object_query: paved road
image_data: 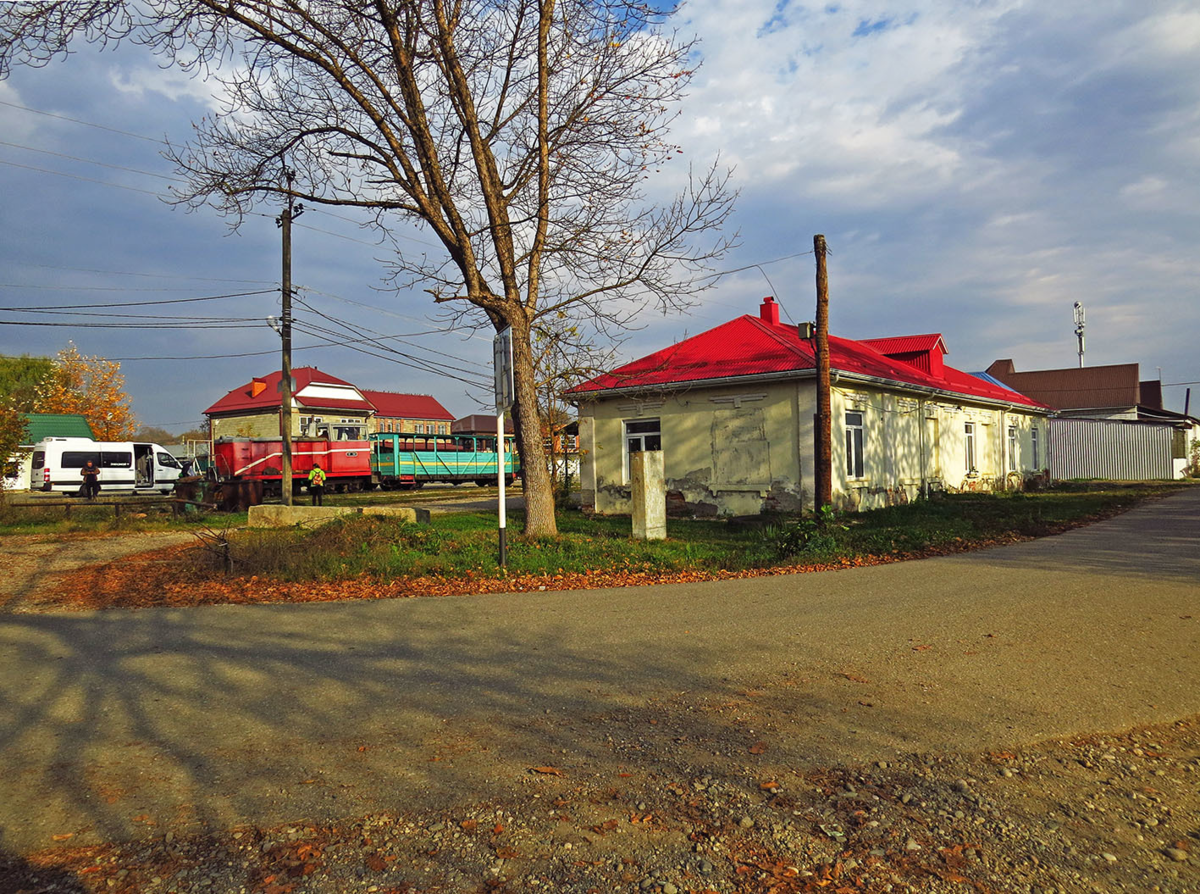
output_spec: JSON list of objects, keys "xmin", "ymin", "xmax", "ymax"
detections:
[{"xmin": 1, "ymin": 488, "xmax": 1197, "ymax": 854}]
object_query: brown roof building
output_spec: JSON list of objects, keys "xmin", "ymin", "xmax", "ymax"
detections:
[{"xmin": 986, "ymin": 359, "xmax": 1191, "ymax": 424}]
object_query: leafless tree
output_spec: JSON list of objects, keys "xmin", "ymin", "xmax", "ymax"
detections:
[{"xmin": 1, "ymin": 0, "xmax": 738, "ymax": 535}]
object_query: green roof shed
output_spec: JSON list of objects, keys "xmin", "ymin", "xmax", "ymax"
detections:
[{"xmin": 20, "ymin": 413, "xmax": 95, "ymax": 445}]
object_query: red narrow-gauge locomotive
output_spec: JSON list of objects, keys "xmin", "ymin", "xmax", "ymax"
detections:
[{"xmin": 209, "ymin": 437, "xmax": 372, "ymax": 495}]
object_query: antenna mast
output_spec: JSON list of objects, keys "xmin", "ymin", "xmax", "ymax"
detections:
[{"xmin": 1073, "ymin": 302, "xmax": 1086, "ymax": 368}]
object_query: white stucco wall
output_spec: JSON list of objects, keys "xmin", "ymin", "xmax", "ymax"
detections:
[{"xmin": 578, "ymin": 378, "xmax": 1049, "ymax": 516}]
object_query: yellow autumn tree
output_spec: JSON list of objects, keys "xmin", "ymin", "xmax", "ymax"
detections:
[{"xmin": 39, "ymin": 343, "xmax": 138, "ymax": 440}]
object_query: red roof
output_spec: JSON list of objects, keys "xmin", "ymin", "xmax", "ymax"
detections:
[
  {"xmin": 859, "ymin": 334, "xmax": 947, "ymax": 356},
  {"xmin": 204, "ymin": 367, "xmax": 373, "ymax": 415},
  {"xmin": 567, "ymin": 302, "xmax": 1047, "ymax": 410},
  {"xmin": 362, "ymin": 390, "xmax": 454, "ymax": 421}
]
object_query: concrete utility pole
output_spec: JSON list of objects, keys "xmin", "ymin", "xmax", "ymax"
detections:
[
  {"xmin": 276, "ymin": 171, "xmax": 303, "ymax": 505},
  {"xmin": 813, "ymin": 234, "xmax": 832, "ymax": 512}
]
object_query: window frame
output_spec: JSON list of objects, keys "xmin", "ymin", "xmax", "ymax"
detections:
[
  {"xmin": 1031, "ymin": 426, "xmax": 1040, "ymax": 470},
  {"xmin": 845, "ymin": 410, "xmax": 865, "ymax": 479},
  {"xmin": 622, "ymin": 418, "xmax": 662, "ymax": 483},
  {"xmin": 1007, "ymin": 425, "xmax": 1018, "ymax": 472},
  {"xmin": 964, "ymin": 422, "xmax": 977, "ymax": 473}
]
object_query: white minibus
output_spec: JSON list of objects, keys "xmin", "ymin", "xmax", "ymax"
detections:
[{"xmin": 30, "ymin": 437, "xmax": 184, "ymax": 495}]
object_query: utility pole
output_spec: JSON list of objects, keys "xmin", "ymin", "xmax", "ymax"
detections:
[
  {"xmin": 813, "ymin": 234, "xmax": 832, "ymax": 512},
  {"xmin": 276, "ymin": 170, "xmax": 303, "ymax": 505}
]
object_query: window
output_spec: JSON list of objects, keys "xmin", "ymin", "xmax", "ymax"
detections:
[
  {"xmin": 102, "ymin": 452, "xmax": 132, "ymax": 468},
  {"xmin": 157, "ymin": 452, "xmax": 181, "ymax": 468},
  {"xmin": 1031, "ymin": 427, "xmax": 1040, "ymax": 470},
  {"xmin": 845, "ymin": 411, "xmax": 865, "ymax": 479},
  {"xmin": 964, "ymin": 422, "xmax": 977, "ymax": 472},
  {"xmin": 62, "ymin": 451, "xmax": 101, "ymax": 469},
  {"xmin": 623, "ymin": 418, "xmax": 661, "ymax": 481},
  {"xmin": 1007, "ymin": 425, "xmax": 1018, "ymax": 472}
]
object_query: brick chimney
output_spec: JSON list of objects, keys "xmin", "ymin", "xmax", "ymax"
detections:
[{"xmin": 759, "ymin": 296, "xmax": 780, "ymax": 325}]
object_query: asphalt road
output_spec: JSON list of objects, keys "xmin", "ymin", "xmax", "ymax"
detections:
[{"xmin": 1, "ymin": 488, "xmax": 1197, "ymax": 855}]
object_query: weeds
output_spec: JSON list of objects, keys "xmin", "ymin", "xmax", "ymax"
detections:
[{"xmin": 181, "ymin": 482, "xmax": 1187, "ymax": 583}]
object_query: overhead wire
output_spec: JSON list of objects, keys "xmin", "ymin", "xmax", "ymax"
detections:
[{"xmin": 293, "ymin": 293, "xmax": 489, "ymax": 370}]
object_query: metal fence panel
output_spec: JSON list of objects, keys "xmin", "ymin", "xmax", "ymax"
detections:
[{"xmin": 1048, "ymin": 418, "xmax": 1174, "ymax": 480}]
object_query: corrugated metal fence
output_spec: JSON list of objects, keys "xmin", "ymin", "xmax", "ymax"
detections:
[{"xmin": 1049, "ymin": 418, "xmax": 1175, "ymax": 480}]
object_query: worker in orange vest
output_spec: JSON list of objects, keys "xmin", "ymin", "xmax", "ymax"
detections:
[{"xmin": 308, "ymin": 462, "xmax": 327, "ymax": 506}]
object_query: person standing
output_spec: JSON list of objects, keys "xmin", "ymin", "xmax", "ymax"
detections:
[
  {"xmin": 308, "ymin": 462, "xmax": 327, "ymax": 506},
  {"xmin": 80, "ymin": 460, "xmax": 100, "ymax": 501}
]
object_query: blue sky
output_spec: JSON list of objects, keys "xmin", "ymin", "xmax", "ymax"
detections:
[{"xmin": 2, "ymin": 0, "xmax": 1198, "ymax": 432}]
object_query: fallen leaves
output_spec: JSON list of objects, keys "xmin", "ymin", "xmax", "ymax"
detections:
[{"xmin": 529, "ymin": 766, "xmax": 565, "ymax": 776}]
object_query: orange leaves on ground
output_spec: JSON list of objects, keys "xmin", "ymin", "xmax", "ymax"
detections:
[
  {"xmin": 748, "ymin": 741, "xmax": 768, "ymax": 755},
  {"xmin": 911, "ymin": 644, "xmax": 933, "ymax": 652},
  {"xmin": 529, "ymin": 766, "xmax": 564, "ymax": 776}
]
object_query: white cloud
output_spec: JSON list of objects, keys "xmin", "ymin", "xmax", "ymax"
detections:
[{"xmin": 109, "ymin": 65, "xmax": 227, "ymax": 112}]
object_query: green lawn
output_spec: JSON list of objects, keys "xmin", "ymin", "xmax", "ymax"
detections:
[{"xmin": 180, "ymin": 481, "xmax": 1189, "ymax": 582}]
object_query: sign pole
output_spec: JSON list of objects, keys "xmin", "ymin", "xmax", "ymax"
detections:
[
  {"xmin": 493, "ymin": 326, "xmax": 514, "ymax": 569},
  {"xmin": 497, "ymin": 409, "xmax": 507, "ymax": 568}
]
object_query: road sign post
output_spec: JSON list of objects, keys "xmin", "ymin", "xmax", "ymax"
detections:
[{"xmin": 494, "ymin": 327, "xmax": 514, "ymax": 569}]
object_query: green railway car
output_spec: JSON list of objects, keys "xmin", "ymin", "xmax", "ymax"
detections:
[{"xmin": 370, "ymin": 433, "xmax": 519, "ymax": 489}]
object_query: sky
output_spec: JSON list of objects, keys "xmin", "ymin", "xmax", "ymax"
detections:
[{"xmin": 2, "ymin": 0, "xmax": 1199, "ymax": 434}]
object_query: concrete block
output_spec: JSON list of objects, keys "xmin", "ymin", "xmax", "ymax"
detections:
[
  {"xmin": 631, "ymin": 450, "xmax": 666, "ymax": 540},
  {"xmin": 248, "ymin": 504, "xmax": 419, "ymax": 527}
]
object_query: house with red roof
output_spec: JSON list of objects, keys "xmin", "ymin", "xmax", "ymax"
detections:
[
  {"xmin": 361, "ymin": 390, "xmax": 455, "ymax": 436},
  {"xmin": 566, "ymin": 297, "xmax": 1050, "ymax": 516},
  {"xmin": 204, "ymin": 367, "xmax": 375, "ymax": 441}
]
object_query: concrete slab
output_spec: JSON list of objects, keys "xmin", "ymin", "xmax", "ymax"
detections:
[{"xmin": 248, "ymin": 504, "xmax": 424, "ymax": 526}]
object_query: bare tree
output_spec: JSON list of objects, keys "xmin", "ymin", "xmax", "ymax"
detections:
[{"xmin": 1, "ymin": 0, "xmax": 737, "ymax": 535}]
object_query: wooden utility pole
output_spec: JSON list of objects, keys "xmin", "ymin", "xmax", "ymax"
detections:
[
  {"xmin": 277, "ymin": 172, "xmax": 301, "ymax": 506},
  {"xmin": 813, "ymin": 234, "xmax": 832, "ymax": 512}
]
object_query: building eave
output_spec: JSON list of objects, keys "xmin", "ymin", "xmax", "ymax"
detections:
[{"xmin": 569, "ymin": 368, "xmax": 1049, "ymax": 415}]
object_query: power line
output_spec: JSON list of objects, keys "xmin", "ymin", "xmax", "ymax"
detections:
[
  {"xmin": 0, "ymin": 99, "xmax": 165, "ymax": 144},
  {"xmin": 0, "ymin": 139, "xmax": 181, "ymax": 182},
  {"xmin": 0, "ymin": 289, "xmax": 278, "ymax": 309},
  {"xmin": 294, "ymin": 295, "xmax": 489, "ymax": 372},
  {"xmin": 0, "ymin": 157, "xmax": 164, "ymax": 197},
  {"xmin": 20, "ymin": 262, "xmax": 274, "ymax": 285},
  {"xmin": 0, "ymin": 319, "xmax": 262, "ymax": 330}
]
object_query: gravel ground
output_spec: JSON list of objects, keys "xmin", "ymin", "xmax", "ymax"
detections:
[{"xmin": 5, "ymin": 710, "xmax": 1196, "ymax": 894}]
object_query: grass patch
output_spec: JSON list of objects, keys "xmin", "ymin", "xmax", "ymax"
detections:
[
  {"xmin": 192, "ymin": 482, "xmax": 1187, "ymax": 582},
  {"xmin": 0, "ymin": 496, "xmax": 244, "ymax": 535}
]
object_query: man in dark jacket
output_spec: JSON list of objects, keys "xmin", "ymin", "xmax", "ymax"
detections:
[{"xmin": 80, "ymin": 460, "xmax": 100, "ymax": 501}]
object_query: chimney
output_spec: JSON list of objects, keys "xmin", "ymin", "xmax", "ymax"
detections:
[{"xmin": 759, "ymin": 296, "xmax": 780, "ymax": 325}]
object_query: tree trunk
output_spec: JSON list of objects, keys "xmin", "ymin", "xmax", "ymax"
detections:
[{"xmin": 510, "ymin": 320, "xmax": 558, "ymax": 536}]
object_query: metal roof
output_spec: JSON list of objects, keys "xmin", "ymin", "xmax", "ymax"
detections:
[
  {"xmin": 361, "ymin": 390, "xmax": 454, "ymax": 420},
  {"xmin": 567, "ymin": 305, "xmax": 1048, "ymax": 410},
  {"xmin": 985, "ymin": 360, "xmax": 1140, "ymax": 410},
  {"xmin": 20, "ymin": 413, "xmax": 94, "ymax": 445}
]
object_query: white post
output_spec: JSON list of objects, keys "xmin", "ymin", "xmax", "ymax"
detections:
[{"xmin": 497, "ymin": 411, "xmax": 507, "ymax": 567}]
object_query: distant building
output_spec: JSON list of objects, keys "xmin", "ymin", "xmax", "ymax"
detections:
[
  {"xmin": 986, "ymin": 360, "xmax": 1199, "ymax": 480},
  {"xmin": 985, "ymin": 359, "xmax": 1187, "ymax": 423},
  {"xmin": 452, "ymin": 414, "xmax": 515, "ymax": 437},
  {"xmin": 203, "ymin": 368, "xmax": 457, "ymax": 442},
  {"xmin": 204, "ymin": 367, "xmax": 374, "ymax": 441},
  {"xmin": 363, "ymin": 391, "xmax": 454, "ymax": 436}
]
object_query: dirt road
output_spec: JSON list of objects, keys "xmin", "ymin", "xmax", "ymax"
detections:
[{"xmin": 1, "ymin": 489, "xmax": 1198, "ymax": 893}]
